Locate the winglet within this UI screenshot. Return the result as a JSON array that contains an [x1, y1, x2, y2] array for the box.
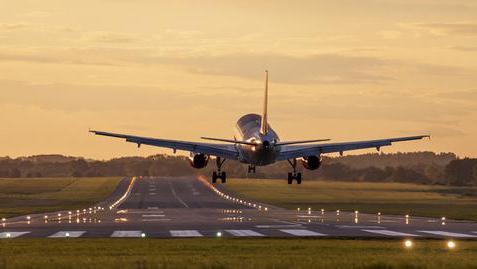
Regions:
[[260, 70, 269, 135]]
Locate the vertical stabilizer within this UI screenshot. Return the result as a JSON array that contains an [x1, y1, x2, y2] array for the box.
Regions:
[[260, 70, 269, 135]]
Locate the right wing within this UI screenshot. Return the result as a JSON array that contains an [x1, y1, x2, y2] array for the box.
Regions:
[[278, 135, 430, 161], [90, 130, 239, 160]]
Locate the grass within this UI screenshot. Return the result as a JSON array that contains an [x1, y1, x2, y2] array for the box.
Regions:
[[225, 179, 477, 221], [0, 177, 122, 218], [0, 238, 476, 269]]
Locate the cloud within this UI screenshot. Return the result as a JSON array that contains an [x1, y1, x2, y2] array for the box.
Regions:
[[147, 53, 393, 84], [408, 22, 477, 36], [450, 46, 477, 51], [82, 31, 140, 43], [0, 23, 29, 31]]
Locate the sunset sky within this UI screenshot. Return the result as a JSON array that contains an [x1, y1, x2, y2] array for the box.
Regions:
[[1, 0, 476, 159]]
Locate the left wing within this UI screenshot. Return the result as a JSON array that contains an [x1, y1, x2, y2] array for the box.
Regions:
[[277, 135, 430, 161], [90, 130, 239, 160]]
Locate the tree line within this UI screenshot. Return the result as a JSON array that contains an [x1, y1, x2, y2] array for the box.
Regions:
[[0, 152, 476, 186]]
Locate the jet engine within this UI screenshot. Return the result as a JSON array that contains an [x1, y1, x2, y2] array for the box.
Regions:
[[301, 155, 321, 170], [189, 154, 209, 169]]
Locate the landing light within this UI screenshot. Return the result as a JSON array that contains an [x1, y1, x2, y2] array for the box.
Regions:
[[447, 240, 456, 249]]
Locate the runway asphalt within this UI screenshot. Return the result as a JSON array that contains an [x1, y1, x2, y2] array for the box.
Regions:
[[2, 176, 477, 239]]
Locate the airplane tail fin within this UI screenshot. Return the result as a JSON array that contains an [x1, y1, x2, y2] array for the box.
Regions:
[[260, 70, 269, 135]]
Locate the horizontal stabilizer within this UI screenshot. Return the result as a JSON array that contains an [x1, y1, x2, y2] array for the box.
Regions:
[[275, 139, 331, 146]]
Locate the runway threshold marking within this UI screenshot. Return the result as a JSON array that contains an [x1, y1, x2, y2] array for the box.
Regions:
[[0, 232, 30, 238], [111, 230, 143, 237], [168, 182, 190, 208], [170, 230, 203, 237], [226, 230, 265, 237], [417, 231, 477, 238], [362, 229, 420, 237], [49, 231, 86, 238], [279, 229, 326, 236]]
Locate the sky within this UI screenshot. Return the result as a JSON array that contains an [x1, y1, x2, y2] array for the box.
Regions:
[[0, 0, 476, 159]]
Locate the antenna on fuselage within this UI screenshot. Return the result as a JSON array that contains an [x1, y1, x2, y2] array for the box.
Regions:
[[260, 70, 269, 135]]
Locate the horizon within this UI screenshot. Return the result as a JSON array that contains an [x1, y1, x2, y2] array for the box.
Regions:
[[1, 1, 476, 159]]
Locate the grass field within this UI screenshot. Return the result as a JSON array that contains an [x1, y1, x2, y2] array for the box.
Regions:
[[0, 177, 122, 218], [0, 238, 476, 269], [225, 179, 477, 221]]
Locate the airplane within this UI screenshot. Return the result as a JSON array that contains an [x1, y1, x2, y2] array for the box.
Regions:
[[90, 71, 430, 184]]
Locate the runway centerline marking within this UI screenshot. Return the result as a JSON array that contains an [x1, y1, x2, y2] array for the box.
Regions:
[[142, 214, 165, 217], [279, 229, 325, 236], [362, 229, 420, 237], [418, 231, 477, 238], [111, 230, 143, 237], [170, 230, 203, 237], [168, 181, 190, 208], [226, 230, 264, 237], [0, 232, 30, 238], [49, 231, 86, 238]]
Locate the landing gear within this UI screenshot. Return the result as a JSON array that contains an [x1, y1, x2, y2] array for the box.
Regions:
[[248, 165, 256, 173], [287, 159, 302, 184], [212, 157, 227, 183]]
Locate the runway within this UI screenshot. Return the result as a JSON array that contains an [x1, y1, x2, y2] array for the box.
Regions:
[[2, 176, 477, 239]]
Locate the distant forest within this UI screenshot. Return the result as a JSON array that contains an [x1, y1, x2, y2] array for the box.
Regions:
[[0, 152, 476, 186]]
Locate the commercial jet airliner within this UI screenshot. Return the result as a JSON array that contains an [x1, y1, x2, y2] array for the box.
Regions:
[[90, 71, 430, 184]]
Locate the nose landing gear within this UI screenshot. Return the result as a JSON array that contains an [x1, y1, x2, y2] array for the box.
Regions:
[[248, 165, 256, 173], [212, 157, 227, 183], [287, 159, 302, 184]]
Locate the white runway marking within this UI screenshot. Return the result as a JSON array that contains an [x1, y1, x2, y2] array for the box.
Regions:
[[149, 193, 157, 195], [0, 232, 30, 238], [49, 231, 86, 238], [279, 229, 325, 236], [141, 218, 171, 222], [147, 207, 159, 210], [418, 231, 477, 238], [226, 230, 265, 237], [170, 230, 203, 237], [362, 229, 420, 237], [111, 230, 143, 237], [168, 182, 189, 208], [256, 224, 303, 228], [338, 225, 385, 229], [142, 214, 165, 217]]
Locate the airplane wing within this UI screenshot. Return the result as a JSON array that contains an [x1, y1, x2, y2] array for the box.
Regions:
[[90, 130, 239, 160], [277, 135, 430, 161]]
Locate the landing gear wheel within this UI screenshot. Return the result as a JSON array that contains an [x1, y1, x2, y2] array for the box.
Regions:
[[212, 172, 218, 183], [221, 172, 227, 183], [286, 159, 303, 184], [212, 157, 227, 183]]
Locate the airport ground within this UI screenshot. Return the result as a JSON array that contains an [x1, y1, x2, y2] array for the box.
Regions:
[[1, 176, 477, 268]]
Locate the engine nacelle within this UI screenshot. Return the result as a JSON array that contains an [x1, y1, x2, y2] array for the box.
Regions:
[[301, 155, 321, 170], [189, 154, 209, 169]]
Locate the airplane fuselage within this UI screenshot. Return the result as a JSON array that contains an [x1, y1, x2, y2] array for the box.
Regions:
[[235, 114, 281, 165]]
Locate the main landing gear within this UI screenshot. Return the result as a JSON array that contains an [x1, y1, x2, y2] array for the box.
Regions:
[[287, 159, 302, 184], [212, 157, 227, 183]]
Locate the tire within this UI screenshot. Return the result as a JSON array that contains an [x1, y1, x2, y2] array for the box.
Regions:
[[296, 173, 302, 184], [212, 172, 217, 183], [221, 172, 227, 183]]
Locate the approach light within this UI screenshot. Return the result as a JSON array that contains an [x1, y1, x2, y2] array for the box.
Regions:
[[447, 240, 456, 249], [65, 232, 70, 238], [404, 239, 413, 249], [216, 231, 222, 237], [141, 233, 146, 238]]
